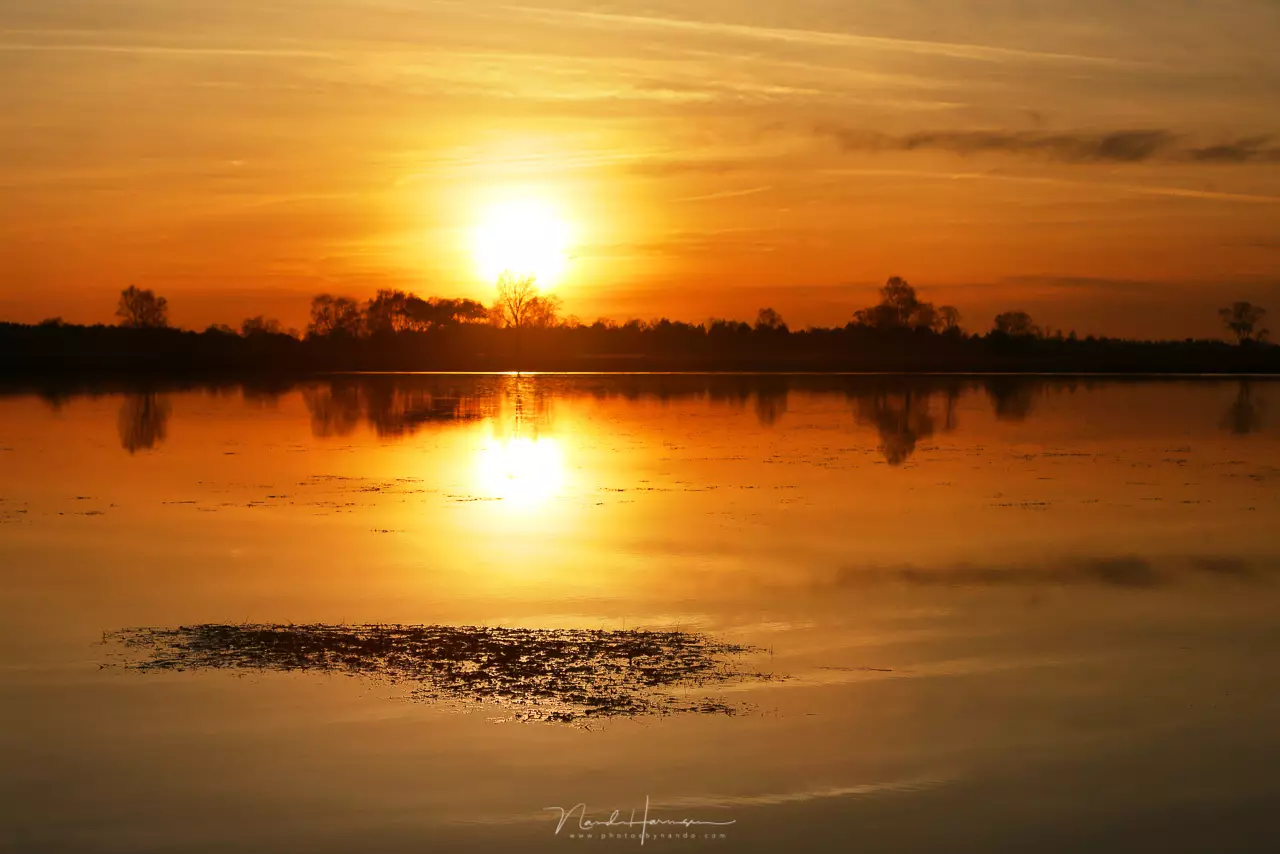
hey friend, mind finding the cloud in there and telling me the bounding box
[817,165,1280,204]
[675,185,773,203]
[1185,136,1280,163]
[626,158,750,177]
[818,127,1280,164]
[500,5,1138,67]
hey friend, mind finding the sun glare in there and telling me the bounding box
[472,198,571,285]
[475,434,566,506]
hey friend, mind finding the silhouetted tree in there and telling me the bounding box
[117,393,171,453]
[937,306,962,333]
[116,286,169,329]
[491,272,561,330]
[524,295,564,330]
[992,311,1041,338]
[708,318,751,336]
[852,277,937,330]
[1219,301,1269,344]
[240,315,284,337]
[38,317,64,327]
[308,294,363,338]
[204,323,236,335]
[755,307,789,333]
[403,296,488,329]
[365,290,410,335]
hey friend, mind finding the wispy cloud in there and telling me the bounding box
[501,5,1140,67]
[0,37,332,59]
[675,185,773,203]
[818,166,1280,204]
[818,127,1280,165]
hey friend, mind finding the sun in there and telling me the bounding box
[472,198,572,285]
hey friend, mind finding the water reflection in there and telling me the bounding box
[117,393,171,454]
[985,377,1038,422]
[833,554,1271,589]
[0,375,1270,466]
[476,436,566,505]
[1222,381,1267,435]
[852,383,957,466]
[302,378,494,438]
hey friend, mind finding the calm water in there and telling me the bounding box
[2,375,1279,853]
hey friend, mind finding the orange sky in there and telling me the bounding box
[2,0,1279,338]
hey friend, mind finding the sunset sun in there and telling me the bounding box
[472,198,572,285]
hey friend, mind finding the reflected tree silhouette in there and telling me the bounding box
[493,374,554,441]
[986,378,1037,422]
[853,389,936,465]
[362,380,493,437]
[302,377,505,439]
[117,393,171,453]
[1221,382,1267,435]
[301,381,363,437]
[848,380,967,465]
[754,378,790,427]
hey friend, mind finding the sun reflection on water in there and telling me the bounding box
[475,434,566,506]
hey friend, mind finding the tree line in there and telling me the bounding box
[2,275,1274,375]
[104,275,1271,345]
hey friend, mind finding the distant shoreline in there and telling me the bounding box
[5,320,1279,379]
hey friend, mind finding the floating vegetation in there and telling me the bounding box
[105,623,772,724]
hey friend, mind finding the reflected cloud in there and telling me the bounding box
[107,623,770,724]
[832,554,1273,589]
[117,393,171,454]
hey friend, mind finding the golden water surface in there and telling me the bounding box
[2,375,1278,853]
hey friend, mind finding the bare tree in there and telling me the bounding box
[491,272,558,330]
[524,294,563,330]
[116,286,169,329]
[937,305,962,333]
[1219,301,1268,344]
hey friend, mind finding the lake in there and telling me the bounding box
[2,374,1279,853]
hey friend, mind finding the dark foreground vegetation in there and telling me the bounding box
[3,278,1275,375]
[106,623,770,724]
